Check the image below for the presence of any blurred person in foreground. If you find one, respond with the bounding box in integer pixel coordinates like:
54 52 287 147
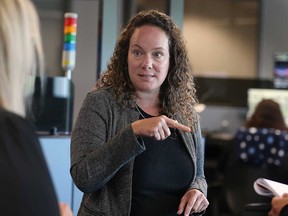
0 0 72 215
71 9 208 216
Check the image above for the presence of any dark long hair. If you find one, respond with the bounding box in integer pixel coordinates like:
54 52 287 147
95 10 198 128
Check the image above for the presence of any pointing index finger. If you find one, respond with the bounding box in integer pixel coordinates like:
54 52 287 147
168 119 191 132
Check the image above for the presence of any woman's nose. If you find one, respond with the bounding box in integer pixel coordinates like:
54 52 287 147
141 54 152 70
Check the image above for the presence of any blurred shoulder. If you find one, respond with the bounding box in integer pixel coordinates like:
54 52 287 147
0 108 29 126
0 108 36 136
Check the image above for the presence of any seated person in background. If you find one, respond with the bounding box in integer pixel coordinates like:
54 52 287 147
269 194 288 216
244 99 288 216
0 0 72 215
237 98 288 167
244 99 288 131
227 99 288 168
222 99 288 215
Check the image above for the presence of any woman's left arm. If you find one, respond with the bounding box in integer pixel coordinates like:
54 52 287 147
189 115 207 195
177 116 209 215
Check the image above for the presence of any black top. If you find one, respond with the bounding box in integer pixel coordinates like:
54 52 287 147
130 107 194 216
281 205 288 216
0 108 60 216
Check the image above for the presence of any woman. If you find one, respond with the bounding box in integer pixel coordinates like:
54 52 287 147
0 0 72 215
71 10 208 216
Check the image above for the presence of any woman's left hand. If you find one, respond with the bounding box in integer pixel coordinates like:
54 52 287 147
177 189 209 216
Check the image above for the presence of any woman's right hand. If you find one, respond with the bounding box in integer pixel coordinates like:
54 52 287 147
269 193 288 216
131 115 191 140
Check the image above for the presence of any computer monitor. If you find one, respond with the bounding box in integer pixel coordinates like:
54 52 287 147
274 52 288 88
30 76 74 135
247 88 288 125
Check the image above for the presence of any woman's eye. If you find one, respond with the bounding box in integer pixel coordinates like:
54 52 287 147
154 51 163 58
133 50 142 57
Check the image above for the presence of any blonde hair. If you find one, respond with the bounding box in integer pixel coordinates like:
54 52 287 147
0 0 44 117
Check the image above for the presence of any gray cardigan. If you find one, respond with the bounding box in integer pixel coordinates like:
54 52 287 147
70 88 207 216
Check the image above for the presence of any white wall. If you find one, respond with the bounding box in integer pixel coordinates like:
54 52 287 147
70 0 100 126
183 0 258 79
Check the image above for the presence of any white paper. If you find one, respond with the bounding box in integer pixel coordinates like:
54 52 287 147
254 178 288 197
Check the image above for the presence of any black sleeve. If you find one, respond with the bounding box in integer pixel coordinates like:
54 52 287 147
0 110 60 216
280 205 288 216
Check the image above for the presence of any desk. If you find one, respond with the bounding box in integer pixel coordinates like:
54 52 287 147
40 136 82 215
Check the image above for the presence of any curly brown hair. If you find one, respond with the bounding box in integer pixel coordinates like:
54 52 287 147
95 9 198 128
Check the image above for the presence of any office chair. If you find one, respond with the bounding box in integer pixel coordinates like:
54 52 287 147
223 127 288 216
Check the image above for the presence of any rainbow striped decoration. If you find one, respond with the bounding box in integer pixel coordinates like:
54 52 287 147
62 12 78 78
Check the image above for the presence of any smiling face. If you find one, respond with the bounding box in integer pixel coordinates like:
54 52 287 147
127 25 170 95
